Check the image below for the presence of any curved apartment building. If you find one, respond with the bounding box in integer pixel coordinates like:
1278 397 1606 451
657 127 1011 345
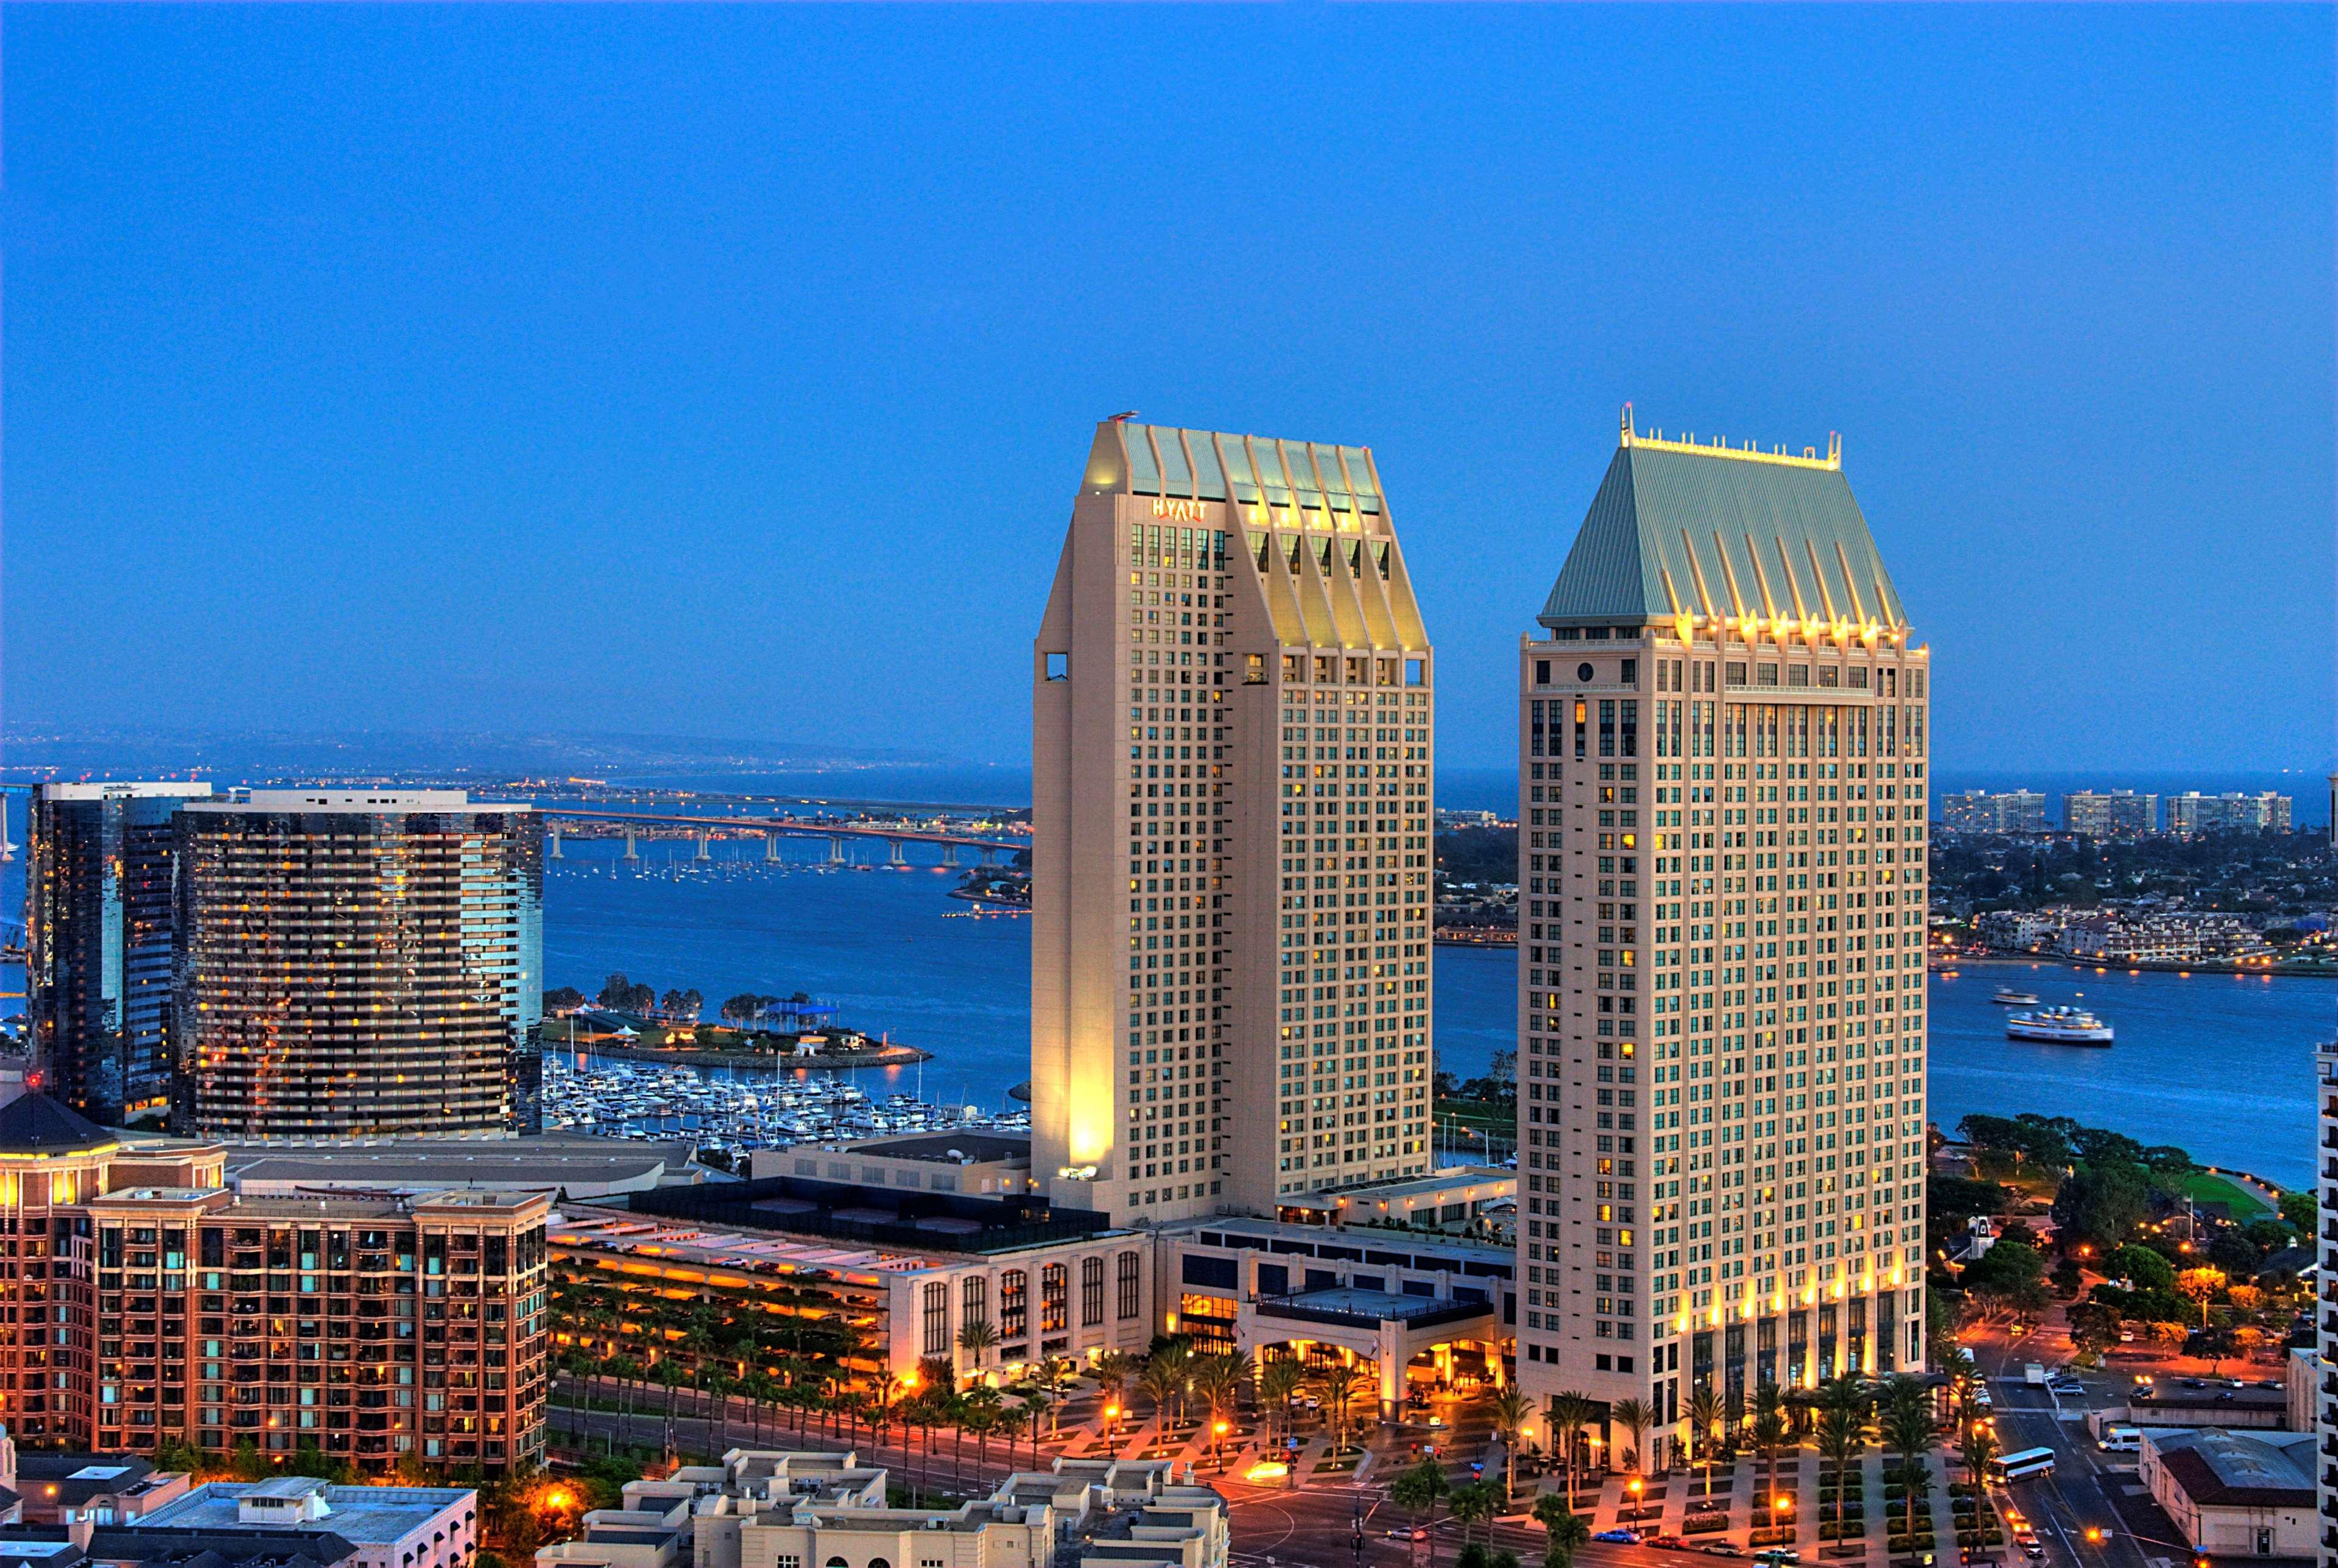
171 790 543 1139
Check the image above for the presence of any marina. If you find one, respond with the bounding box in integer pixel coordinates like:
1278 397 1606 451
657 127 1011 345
539 1052 1029 1162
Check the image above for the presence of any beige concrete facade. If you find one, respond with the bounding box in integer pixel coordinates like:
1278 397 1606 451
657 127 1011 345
1515 418 1929 1470
1032 422 1435 1226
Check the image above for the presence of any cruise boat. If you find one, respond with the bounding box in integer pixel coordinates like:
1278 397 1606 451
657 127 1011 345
1991 986 2041 1006
2005 1006 2114 1046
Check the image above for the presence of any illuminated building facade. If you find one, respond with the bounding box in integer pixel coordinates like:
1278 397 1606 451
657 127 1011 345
171 791 543 1139
1032 420 1435 1225
26 781 217 1125
1515 412 1929 1466
82 1185 549 1471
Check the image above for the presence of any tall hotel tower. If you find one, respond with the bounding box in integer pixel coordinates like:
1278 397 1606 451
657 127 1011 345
1516 410 1929 1465
1033 420 1437 1225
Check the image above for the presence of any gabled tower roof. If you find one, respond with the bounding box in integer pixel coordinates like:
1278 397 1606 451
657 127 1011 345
1541 409 1907 633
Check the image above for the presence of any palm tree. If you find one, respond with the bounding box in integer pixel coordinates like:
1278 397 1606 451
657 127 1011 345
1152 1341 1195 1423
1314 1361 1365 1451
1610 1397 1654 1480
1392 1458 1454 1568
1958 1426 1998 1497
1750 1382 1790 1500
1814 1399 1870 1540
1685 1383 1726 1496
1879 1376 1937 1542
1138 1359 1185 1428
1449 1478 1504 1548
1191 1357 1241 1464
1019 1392 1049 1468
1489 1387 1532 1500
956 1318 999 1388
1095 1351 1134 1430
1259 1359 1307 1449
1533 1494 1591 1568
1547 1391 1597 1500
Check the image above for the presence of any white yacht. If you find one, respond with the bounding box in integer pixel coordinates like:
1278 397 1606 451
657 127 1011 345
2005 1005 2113 1046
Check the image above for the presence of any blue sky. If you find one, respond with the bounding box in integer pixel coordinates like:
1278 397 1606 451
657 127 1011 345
4 5 2330 774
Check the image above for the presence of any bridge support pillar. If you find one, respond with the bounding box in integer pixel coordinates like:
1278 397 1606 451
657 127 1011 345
623 829 639 862
941 844 960 867
978 845 998 867
887 840 907 867
695 832 712 862
828 837 847 865
548 830 563 860
764 834 780 862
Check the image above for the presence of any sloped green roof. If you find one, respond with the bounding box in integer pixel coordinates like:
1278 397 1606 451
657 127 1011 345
1081 421 1383 515
1541 441 1907 630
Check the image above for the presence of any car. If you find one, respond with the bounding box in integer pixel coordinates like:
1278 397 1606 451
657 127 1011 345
2049 1382 2083 1397
2019 1544 2045 1561
1700 1545 1745 1558
1385 1528 1429 1542
2180 1377 2206 1388
2225 1378 2246 1389
2132 1373 2155 1387
1752 1551 1800 1567
1644 1535 1691 1551
2255 1379 2282 1390
1593 1531 1644 1545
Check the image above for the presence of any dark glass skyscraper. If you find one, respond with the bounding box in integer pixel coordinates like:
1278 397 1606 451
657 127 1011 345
171 790 543 1139
25 781 216 1124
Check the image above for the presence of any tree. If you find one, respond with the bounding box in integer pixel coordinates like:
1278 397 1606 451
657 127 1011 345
1962 1233 2050 1318
2066 1301 2122 1363
2177 1267 2228 1327
543 986 586 1013
2051 1159 2152 1251
1879 1377 1935 1541
1750 1383 1789 1494
230 1438 270 1481
1540 1504 1591 1568
2108 1244 2176 1292
1259 1359 1306 1448
1392 1459 1454 1568
1449 1479 1505 1548
1138 1358 1186 1427
956 1317 999 1387
1685 1385 1724 1493
1609 1397 1654 1478
1957 1425 1998 1495
597 973 636 1010
1315 1360 1365 1451
1489 1387 1532 1499
2280 1189 2315 1236
1814 1393 1870 1538
1548 1391 1597 1500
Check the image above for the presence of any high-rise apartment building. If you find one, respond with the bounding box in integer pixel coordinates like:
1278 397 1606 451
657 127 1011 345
2166 790 2292 837
1515 413 1929 1464
1032 420 1436 1226
171 790 543 1140
2063 789 2158 839
26 782 216 1125
1938 789 2046 836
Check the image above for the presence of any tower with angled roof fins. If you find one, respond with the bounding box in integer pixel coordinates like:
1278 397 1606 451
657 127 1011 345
1033 420 1437 1225
1514 412 1929 1464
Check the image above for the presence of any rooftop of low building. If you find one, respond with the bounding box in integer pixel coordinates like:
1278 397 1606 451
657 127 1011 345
130 1483 471 1548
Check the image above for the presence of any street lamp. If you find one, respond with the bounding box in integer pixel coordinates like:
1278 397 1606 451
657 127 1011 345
1214 1419 1231 1471
1627 1475 1645 1522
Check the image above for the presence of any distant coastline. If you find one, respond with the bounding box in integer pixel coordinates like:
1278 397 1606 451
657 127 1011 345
1937 951 2338 980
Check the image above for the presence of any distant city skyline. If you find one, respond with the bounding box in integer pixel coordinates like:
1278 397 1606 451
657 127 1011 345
2 7 2330 776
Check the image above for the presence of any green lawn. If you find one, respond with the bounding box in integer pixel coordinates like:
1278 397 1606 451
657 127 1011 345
2177 1171 2271 1219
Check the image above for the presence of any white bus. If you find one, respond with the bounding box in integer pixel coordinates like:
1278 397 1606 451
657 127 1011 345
1989 1446 2057 1483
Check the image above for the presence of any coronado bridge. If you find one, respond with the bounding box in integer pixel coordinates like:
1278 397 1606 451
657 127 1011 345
533 807 1024 867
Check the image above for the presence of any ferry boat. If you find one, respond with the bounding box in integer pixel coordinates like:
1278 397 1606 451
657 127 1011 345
2005 1006 2114 1046
1991 986 2041 1006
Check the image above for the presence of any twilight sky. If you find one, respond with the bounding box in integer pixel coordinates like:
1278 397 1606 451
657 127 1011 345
4 5 2331 775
